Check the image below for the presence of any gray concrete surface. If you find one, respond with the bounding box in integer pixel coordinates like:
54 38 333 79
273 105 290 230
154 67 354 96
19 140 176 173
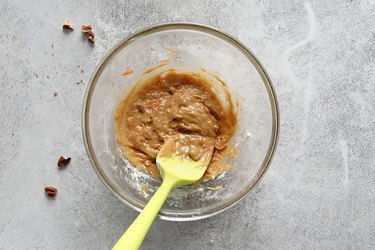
1 0 375 249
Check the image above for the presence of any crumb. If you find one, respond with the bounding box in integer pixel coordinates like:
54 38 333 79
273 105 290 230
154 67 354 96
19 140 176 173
167 47 176 56
53 92 58 97
229 149 238 158
207 185 222 191
80 80 83 84
140 184 149 198
241 130 252 140
81 69 84 73
46 76 50 79
76 81 80 85
51 44 54 48
159 59 169 64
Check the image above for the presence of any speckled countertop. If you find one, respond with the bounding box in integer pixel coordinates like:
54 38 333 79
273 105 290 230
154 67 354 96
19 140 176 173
1 0 375 249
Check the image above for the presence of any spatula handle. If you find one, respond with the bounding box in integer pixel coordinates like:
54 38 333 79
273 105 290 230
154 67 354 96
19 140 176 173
112 178 175 250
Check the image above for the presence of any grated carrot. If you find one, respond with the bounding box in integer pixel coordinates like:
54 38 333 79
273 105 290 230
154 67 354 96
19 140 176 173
120 69 134 76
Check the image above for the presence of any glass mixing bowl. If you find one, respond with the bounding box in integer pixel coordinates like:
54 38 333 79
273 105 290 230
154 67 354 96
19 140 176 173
82 23 279 221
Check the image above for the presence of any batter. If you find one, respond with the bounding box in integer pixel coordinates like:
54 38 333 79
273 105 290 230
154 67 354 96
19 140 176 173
114 68 237 178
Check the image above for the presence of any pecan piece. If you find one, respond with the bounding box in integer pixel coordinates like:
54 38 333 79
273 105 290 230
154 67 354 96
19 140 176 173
81 25 92 33
87 31 95 43
57 156 71 167
87 35 95 43
44 186 57 197
81 25 95 43
63 21 74 30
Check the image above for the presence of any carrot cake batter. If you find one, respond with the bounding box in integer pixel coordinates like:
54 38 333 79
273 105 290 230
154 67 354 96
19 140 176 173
114 68 237 178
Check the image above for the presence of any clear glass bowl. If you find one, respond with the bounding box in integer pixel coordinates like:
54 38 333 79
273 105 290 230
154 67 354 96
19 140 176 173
82 23 279 221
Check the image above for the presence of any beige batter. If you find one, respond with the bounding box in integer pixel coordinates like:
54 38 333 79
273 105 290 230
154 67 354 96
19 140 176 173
114 68 237 178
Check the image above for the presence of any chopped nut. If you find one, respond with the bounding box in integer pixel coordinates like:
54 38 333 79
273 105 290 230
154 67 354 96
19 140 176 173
81 25 95 43
87 36 95 43
87 31 95 43
120 69 133 76
44 186 58 197
81 25 92 33
86 31 94 38
63 21 74 31
136 104 145 113
57 156 71 167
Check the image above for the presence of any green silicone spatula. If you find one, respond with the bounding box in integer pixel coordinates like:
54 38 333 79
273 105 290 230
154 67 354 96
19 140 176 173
112 140 213 250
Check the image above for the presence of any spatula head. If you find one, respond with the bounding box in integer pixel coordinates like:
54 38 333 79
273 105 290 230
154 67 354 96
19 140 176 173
156 136 214 186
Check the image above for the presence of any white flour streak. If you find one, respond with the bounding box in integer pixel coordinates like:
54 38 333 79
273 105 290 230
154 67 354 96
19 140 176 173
339 138 349 187
281 2 317 85
282 2 317 146
63 118 72 141
301 76 314 142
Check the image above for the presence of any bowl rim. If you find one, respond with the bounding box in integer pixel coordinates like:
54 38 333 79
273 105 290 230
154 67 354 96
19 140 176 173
82 22 280 221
